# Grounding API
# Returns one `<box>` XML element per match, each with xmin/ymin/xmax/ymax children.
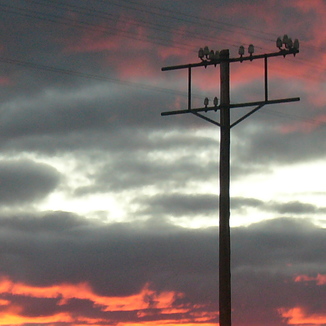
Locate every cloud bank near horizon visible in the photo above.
<box><xmin>0</xmin><ymin>214</ymin><xmax>325</xmax><ymax>325</ymax></box>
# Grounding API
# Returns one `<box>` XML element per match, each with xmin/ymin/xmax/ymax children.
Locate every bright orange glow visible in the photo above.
<box><xmin>0</xmin><ymin>276</ymin><xmax>218</xmax><ymax>326</ymax></box>
<box><xmin>0</xmin><ymin>277</ymin><xmax>179</xmax><ymax>311</ymax></box>
<box><xmin>0</xmin><ymin>311</ymin><xmax>74</xmax><ymax>325</ymax></box>
<box><xmin>294</xmin><ymin>273</ymin><xmax>326</xmax><ymax>285</ymax></box>
<box><xmin>279</xmin><ymin>307</ymin><xmax>326</xmax><ymax>325</ymax></box>
<box><xmin>116</xmin><ymin>321</ymin><xmax>218</xmax><ymax>326</ymax></box>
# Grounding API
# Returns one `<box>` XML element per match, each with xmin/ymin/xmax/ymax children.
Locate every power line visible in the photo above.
<box><xmin>0</xmin><ymin>56</ymin><xmax>204</xmax><ymax>99</ymax></box>
<box><xmin>23</xmin><ymin>0</ymin><xmax>246</xmax><ymax>51</ymax></box>
<box><xmin>0</xmin><ymin>2</ymin><xmax>324</xmax><ymax>99</ymax></box>
<box><xmin>261</xmin><ymin>108</ymin><xmax>326</xmax><ymax>129</ymax></box>
<box><xmin>1</xmin><ymin>55</ymin><xmax>321</xmax><ymax>128</ymax></box>
<box><xmin>14</xmin><ymin>1</ymin><xmax>326</xmax><ymax>76</ymax></box>
<box><xmin>0</xmin><ymin>4</ymin><xmax>195</xmax><ymax>51</ymax></box>
<box><xmin>93</xmin><ymin>0</ymin><xmax>326</xmax><ymax>55</ymax></box>
<box><xmin>4</xmin><ymin>1</ymin><xmax>326</xmax><ymax>75</ymax></box>
<box><xmin>92</xmin><ymin>0</ymin><xmax>274</xmax><ymax>43</ymax></box>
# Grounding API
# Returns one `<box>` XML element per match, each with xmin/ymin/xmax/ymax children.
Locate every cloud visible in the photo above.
<box><xmin>135</xmin><ymin>194</ymin><xmax>326</xmax><ymax>222</ymax></box>
<box><xmin>270</xmin><ymin>201</ymin><xmax>326</xmax><ymax>215</ymax></box>
<box><xmin>279</xmin><ymin>307</ymin><xmax>326</xmax><ymax>326</ymax></box>
<box><xmin>75</xmin><ymin>150</ymin><xmax>218</xmax><ymax>195</ymax></box>
<box><xmin>294</xmin><ymin>273</ymin><xmax>326</xmax><ymax>286</ymax></box>
<box><xmin>0</xmin><ymin>214</ymin><xmax>325</xmax><ymax>325</ymax></box>
<box><xmin>139</xmin><ymin>193</ymin><xmax>219</xmax><ymax>218</ymax></box>
<box><xmin>0</xmin><ymin>159</ymin><xmax>60</xmax><ymax>205</ymax></box>
<box><xmin>232</xmin><ymin>121</ymin><xmax>326</xmax><ymax>165</ymax></box>
<box><xmin>0</xmin><ymin>1</ymin><xmax>325</xmax><ymax>325</ymax></box>
<box><xmin>0</xmin><ymin>278</ymin><xmax>217</xmax><ymax>325</ymax></box>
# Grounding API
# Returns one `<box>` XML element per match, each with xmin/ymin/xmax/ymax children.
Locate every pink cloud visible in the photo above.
<box><xmin>279</xmin><ymin>114</ymin><xmax>326</xmax><ymax>134</ymax></box>
<box><xmin>63</xmin><ymin>12</ymin><xmax>153</xmax><ymax>54</ymax></box>
<box><xmin>0</xmin><ymin>76</ymin><xmax>12</xmax><ymax>86</ymax></box>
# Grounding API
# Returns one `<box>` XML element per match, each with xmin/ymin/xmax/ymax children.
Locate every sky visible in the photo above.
<box><xmin>0</xmin><ymin>0</ymin><xmax>325</xmax><ymax>325</ymax></box>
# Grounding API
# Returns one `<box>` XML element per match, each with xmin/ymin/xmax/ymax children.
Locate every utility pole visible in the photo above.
<box><xmin>219</xmin><ymin>49</ymin><xmax>231</xmax><ymax>326</ymax></box>
<box><xmin>161</xmin><ymin>35</ymin><xmax>300</xmax><ymax>326</ymax></box>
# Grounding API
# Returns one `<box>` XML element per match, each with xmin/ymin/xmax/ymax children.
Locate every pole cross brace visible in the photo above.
<box><xmin>161</xmin><ymin>97</ymin><xmax>300</xmax><ymax>127</ymax></box>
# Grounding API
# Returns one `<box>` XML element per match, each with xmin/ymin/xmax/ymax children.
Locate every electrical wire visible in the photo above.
<box><xmin>91</xmin><ymin>0</ymin><xmax>273</xmax><ymax>44</ymax></box>
<box><xmin>0</xmin><ymin>56</ymin><xmax>323</xmax><ymax>128</ymax></box>
<box><xmin>0</xmin><ymin>1</ymin><xmax>324</xmax><ymax>118</ymax></box>
<box><xmin>17</xmin><ymin>0</ymin><xmax>325</xmax><ymax>75</ymax></box>
<box><xmin>0</xmin><ymin>56</ymin><xmax>204</xmax><ymax>99</ymax></box>
<box><xmin>0</xmin><ymin>4</ymin><xmax>196</xmax><ymax>51</ymax></box>
<box><xmin>23</xmin><ymin>0</ymin><xmax>245</xmax><ymax>51</ymax></box>
<box><xmin>261</xmin><ymin>108</ymin><xmax>326</xmax><ymax>129</ymax></box>
<box><xmin>113</xmin><ymin>0</ymin><xmax>326</xmax><ymax>53</ymax></box>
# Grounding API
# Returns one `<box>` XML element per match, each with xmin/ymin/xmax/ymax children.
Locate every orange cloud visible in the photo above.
<box><xmin>0</xmin><ymin>276</ymin><xmax>178</xmax><ymax>311</ymax></box>
<box><xmin>279</xmin><ymin>307</ymin><xmax>326</xmax><ymax>325</ymax></box>
<box><xmin>0</xmin><ymin>311</ymin><xmax>74</xmax><ymax>325</ymax></box>
<box><xmin>115</xmin><ymin>322</ymin><xmax>217</xmax><ymax>326</ymax></box>
<box><xmin>0</xmin><ymin>276</ymin><xmax>218</xmax><ymax>326</ymax></box>
<box><xmin>294</xmin><ymin>273</ymin><xmax>326</xmax><ymax>285</ymax></box>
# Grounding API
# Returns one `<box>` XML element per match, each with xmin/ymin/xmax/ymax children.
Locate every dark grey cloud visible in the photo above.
<box><xmin>133</xmin><ymin>193</ymin><xmax>326</xmax><ymax>220</ymax></box>
<box><xmin>0</xmin><ymin>159</ymin><xmax>60</xmax><ymax>205</ymax></box>
<box><xmin>232</xmin><ymin>218</ymin><xmax>326</xmax><ymax>272</ymax></box>
<box><xmin>139</xmin><ymin>193</ymin><xmax>219</xmax><ymax>217</ymax></box>
<box><xmin>0</xmin><ymin>213</ymin><xmax>325</xmax><ymax>325</ymax></box>
<box><xmin>54</xmin><ymin>127</ymin><xmax>219</xmax><ymax>197</ymax></box>
<box><xmin>232</xmin><ymin>197</ymin><xmax>326</xmax><ymax>216</ymax></box>
<box><xmin>231</xmin><ymin>196</ymin><xmax>264</xmax><ymax>209</ymax></box>
<box><xmin>0</xmin><ymin>85</ymin><xmax>165</xmax><ymax>139</ymax></box>
<box><xmin>75</xmin><ymin>150</ymin><xmax>218</xmax><ymax>195</ymax></box>
<box><xmin>234</xmin><ymin>124</ymin><xmax>326</xmax><ymax>165</ymax></box>
<box><xmin>270</xmin><ymin>200</ymin><xmax>326</xmax><ymax>215</ymax></box>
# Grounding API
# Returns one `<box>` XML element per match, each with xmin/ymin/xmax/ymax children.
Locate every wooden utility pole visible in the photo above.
<box><xmin>161</xmin><ymin>36</ymin><xmax>300</xmax><ymax>326</ymax></box>
<box><xmin>219</xmin><ymin>49</ymin><xmax>231</xmax><ymax>326</ymax></box>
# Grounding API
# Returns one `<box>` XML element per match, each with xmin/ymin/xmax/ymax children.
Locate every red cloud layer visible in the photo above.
<box><xmin>0</xmin><ymin>276</ymin><xmax>218</xmax><ymax>326</ymax></box>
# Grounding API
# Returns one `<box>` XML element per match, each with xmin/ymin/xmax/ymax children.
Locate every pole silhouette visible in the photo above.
<box><xmin>219</xmin><ymin>49</ymin><xmax>231</xmax><ymax>326</ymax></box>
<box><xmin>161</xmin><ymin>36</ymin><xmax>300</xmax><ymax>326</ymax></box>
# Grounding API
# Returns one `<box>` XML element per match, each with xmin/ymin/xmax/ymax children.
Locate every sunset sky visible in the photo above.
<box><xmin>0</xmin><ymin>0</ymin><xmax>325</xmax><ymax>325</ymax></box>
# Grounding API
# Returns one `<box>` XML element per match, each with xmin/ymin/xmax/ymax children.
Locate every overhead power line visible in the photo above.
<box><xmin>0</xmin><ymin>56</ymin><xmax>202</xmax><ymax>99</ymax></box>
<box><xmin>0</xmin><ymin>4</ymin><xmax>195</xmax><ymax>51</ymax></box>
<box><xmin>23</xmin><ymin>0</ymin><xmax>246</xmax><ymax>51</ymax></box>
<box><xmin>92</xmin><ymin>0</ymin><xmax>274</xmax><ymax>41</ymax></box>
<box><xmin>1</xmin><ymin>55</ymin><xmax>322</xmax><ymax>128</ymax></box>
<box><xmin>92</xmin><ymin>0</ymin><xmax>326</xmax><ymax>53</ymax></box>
<box><xmin>0</xmin><ymin>2</ymin><xmax>324</xmax><ymax>108</ymax></box>
<box><xmin>13</xmin><ymin>0</ymin><xmax>326</xmax><ymax>74</ymax></box>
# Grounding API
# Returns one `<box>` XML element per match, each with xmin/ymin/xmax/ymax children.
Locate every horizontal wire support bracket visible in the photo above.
<box><xmin>161</xmin><ymin>49</ymin><xmax>299</xmax><ymax>71</ymax></box>
<box><xmin>161</xmin><ymin>107</ymin><xmax>217</xmax><ymax>116</ymax></box>
<box><xmin>161</xmin><ymin>97</ymin><xmax>300</xmax><ymax>116</ymax></box>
